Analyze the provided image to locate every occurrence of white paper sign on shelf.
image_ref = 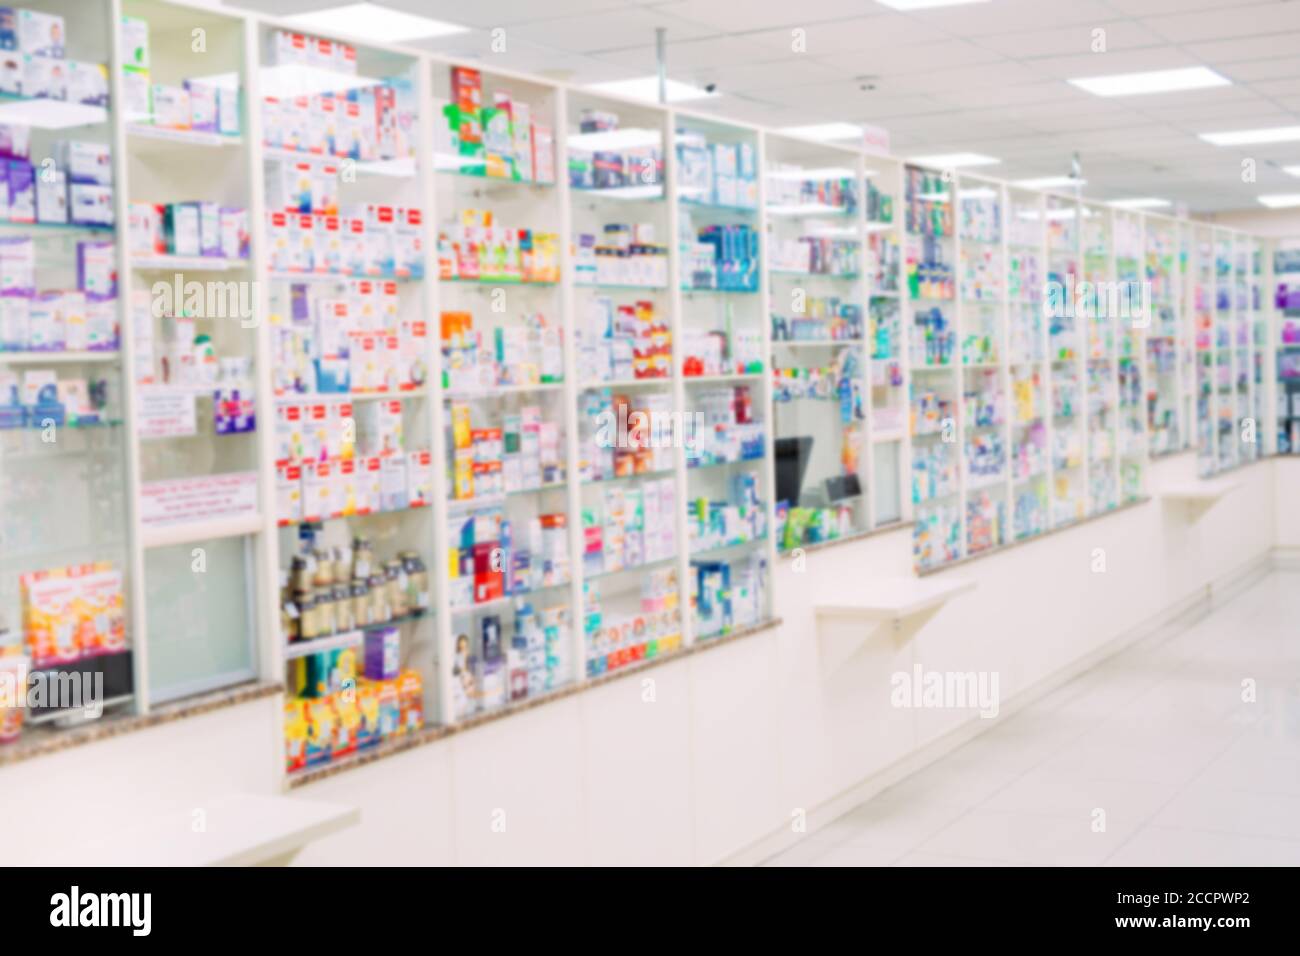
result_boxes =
[861,124,891,157]
[140,471,259,527]
[137,387,198,439]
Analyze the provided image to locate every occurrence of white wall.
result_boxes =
[0,454,1278,866]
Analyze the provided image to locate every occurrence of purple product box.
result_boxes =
[77,240,117,300]
[7,158,32,223]
[364,626,401,681]
[198,201,222,257]
[0,235,34,295]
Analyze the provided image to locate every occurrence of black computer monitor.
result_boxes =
[774,436,813,507]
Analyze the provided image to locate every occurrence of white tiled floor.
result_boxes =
[764,571,1300,867]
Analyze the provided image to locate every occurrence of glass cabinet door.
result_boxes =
[676,114,772,636]
[0,0,132,734]
[765,134,868,553]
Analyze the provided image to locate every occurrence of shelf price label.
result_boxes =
[138,387,199,439]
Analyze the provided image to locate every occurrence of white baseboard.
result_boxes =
[719,547,1279,867]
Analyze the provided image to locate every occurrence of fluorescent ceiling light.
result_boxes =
[1283,165,1300,177]
[284,3,468,43]
[767,166,857,182]
[910,152,999,169]
[0,98,108,129]
[567,128,661,151]
[1014,175,1085,189]
[1258,194,1300,209]
[1109,198,1171,210]
[1200,126,1300,146]
[875,0,990,9]
[1068,66,1229,97]
[778,123,862,142]
[586,76,718,104]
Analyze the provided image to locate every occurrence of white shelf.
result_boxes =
[133,255,241,272]
[1161,477,1242,503]
[128,124,243,148]
[285,629,364,661]
[815,576,976,625]
[0,350,120,365]
[141,513,263,550]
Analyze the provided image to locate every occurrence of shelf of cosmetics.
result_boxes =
[257,28,417,164]
[0,239,116,355]
[775,501,860,553]
[576,295,763,381]
[0,132,114,228]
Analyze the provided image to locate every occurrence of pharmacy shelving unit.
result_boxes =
[764,133,871,553]
[1191,224,1217,474]
[0,0,131,723]
[1006,185,1049,541]
[259,32,443,732]
[2,0,1288,769]
[1081,200,1118,515]
[564,88,685,683]
[904,163,960,570]
[1113,208,1148,503]
[1144,213,1184,458]
[432,61,572,721]
[123,0,262,706]
[956,172,1008,557]
[865,155,909,529]
[1044,193,1085,528]
[1275,242,1300,454]
[673,109,776,640]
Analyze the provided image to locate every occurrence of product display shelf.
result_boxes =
[1275,240,1300,455]
[567,90,688,679]
[1082,202,1117,515]
[904,163,961,570]
[1114,208,1148,503]
[434,61,573,724]
[1144,213,1184,458]
[1005,187,1049,541]
[866,156,909,529]
[765,132,870,555]
[1191,225,1216,474]
[956,173,1010,557]
[262,28,442,775]
[1042,192,1087,529]
[672,108,775,642]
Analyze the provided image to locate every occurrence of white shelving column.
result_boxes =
[242,16,280,684]
[893,159,915,526]
[106,0,152,713]
[553,88,587,687]
[661,108,692,646]
[998,182,1014,532]
[414,57,454,726]
[754,128,780,609]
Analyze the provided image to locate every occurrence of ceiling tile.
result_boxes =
[1141,2,1300,43]
[501,6,714,54]
[651,0,873,33]
[973,21,1165,58]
